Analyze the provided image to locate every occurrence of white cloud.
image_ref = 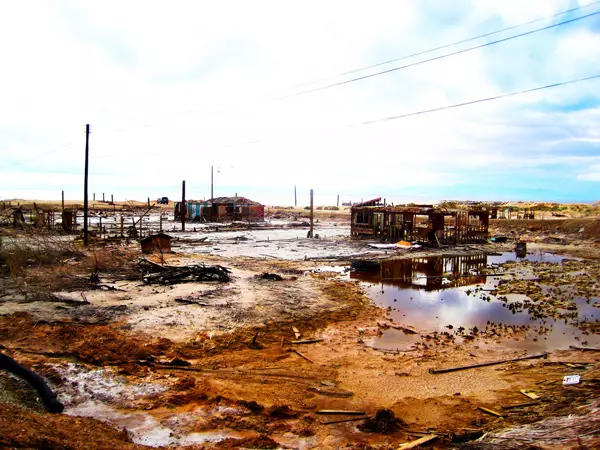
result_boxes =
[0,0,599,204]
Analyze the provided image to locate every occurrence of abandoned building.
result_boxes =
[175,196,264,222]
[140,233,173,254]
[350,198,490,245]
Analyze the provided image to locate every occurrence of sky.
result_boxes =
[0,0,599,206]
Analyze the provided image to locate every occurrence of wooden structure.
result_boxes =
[175,196,264,222]
[141,233,173,254]
[351,198,490,245]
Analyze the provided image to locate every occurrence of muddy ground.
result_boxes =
[1,215,599,449]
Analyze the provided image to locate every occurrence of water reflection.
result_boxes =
[352,252,598,352]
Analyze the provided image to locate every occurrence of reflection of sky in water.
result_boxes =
[353,252,599,352]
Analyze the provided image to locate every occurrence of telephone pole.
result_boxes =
[294,185,297,207]
[308,189,314,238]
[181,180,186,231]
[83,124,90,246]
[210,166,214,200]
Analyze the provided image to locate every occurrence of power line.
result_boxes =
[91,2,600,132]
[0,141,75,169]
[277,11,600,100]
[361,74,600,126]
[294,0,600,88]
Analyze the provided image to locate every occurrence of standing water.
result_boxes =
[351,252,599,352]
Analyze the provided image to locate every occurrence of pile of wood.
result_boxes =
[140,259,231,284]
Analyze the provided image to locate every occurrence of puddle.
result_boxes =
[352,253,600,352]
[54,364,257,447]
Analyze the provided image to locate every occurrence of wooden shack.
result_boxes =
[141,233,173,254]
[351,198,490,245]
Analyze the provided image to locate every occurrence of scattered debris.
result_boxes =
[398,434,438,449]
[292,349,314,364]
[291,326,302,340]
[520,389,540,400]
[569,345,600,352]
[142,262,231,284]
[257,272,284,281]
[477,406,504,418]
[563,375,581,385]
[357,409,406,433]
[291,339,323,345]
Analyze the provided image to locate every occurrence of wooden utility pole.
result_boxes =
[181,180,186,231]
[111,194,113,203]
[102,193,105,202]
[308,189,314,238]
[210,166,214,201]
[83,124,90,246]
[294,185,297,207]
[61,191,64,212]
[337,194,339,207]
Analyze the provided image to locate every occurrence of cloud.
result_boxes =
[0,0,599,204]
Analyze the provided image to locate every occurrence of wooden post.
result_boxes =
[139,214,143,238]
[120,216,124,238]
[182,180,186,231]
[308,189,314,238]
[111,194,113,204]
[61,191,64,212]
[337,194,339,207]
[147,197,150,208]
[99,217,102,238]
[294,185,297,207]
[83,124,90,247]
[102,193,105,202]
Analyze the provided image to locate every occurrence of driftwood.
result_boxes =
[0,352,64,413]
[141,261,231,284]
[292,349,315,364]
[429,353,547,374]
[317,410,367,415]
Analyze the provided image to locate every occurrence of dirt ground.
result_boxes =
[1,215,599,449]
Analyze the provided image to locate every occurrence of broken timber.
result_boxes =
[141,261,231,284]
[291,339,323,345]
[429,352,547,374]
[317,410,367,415]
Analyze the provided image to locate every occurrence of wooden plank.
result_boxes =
[291,339,323,345]
[477,406,504,418]
[520,389,540,400]
[398,434,438,449]
[569,345,600,352]
[322,416,368,425]
[501,401,539,410]
[429,353,547,374]
[317,410,366,415]
[292,326,302,340]
[292,349,315,364]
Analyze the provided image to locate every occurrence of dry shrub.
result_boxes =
[0,234,82,277]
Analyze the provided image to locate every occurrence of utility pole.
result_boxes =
[61,191,64,213]
[211,166,214,201]
[308,189,314,238]
[294,185,297,207]
[83,124,90,247]
[181,180,186,231]
[102,193,105,202]
[337,194,339,208]
[111,194,113,203]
